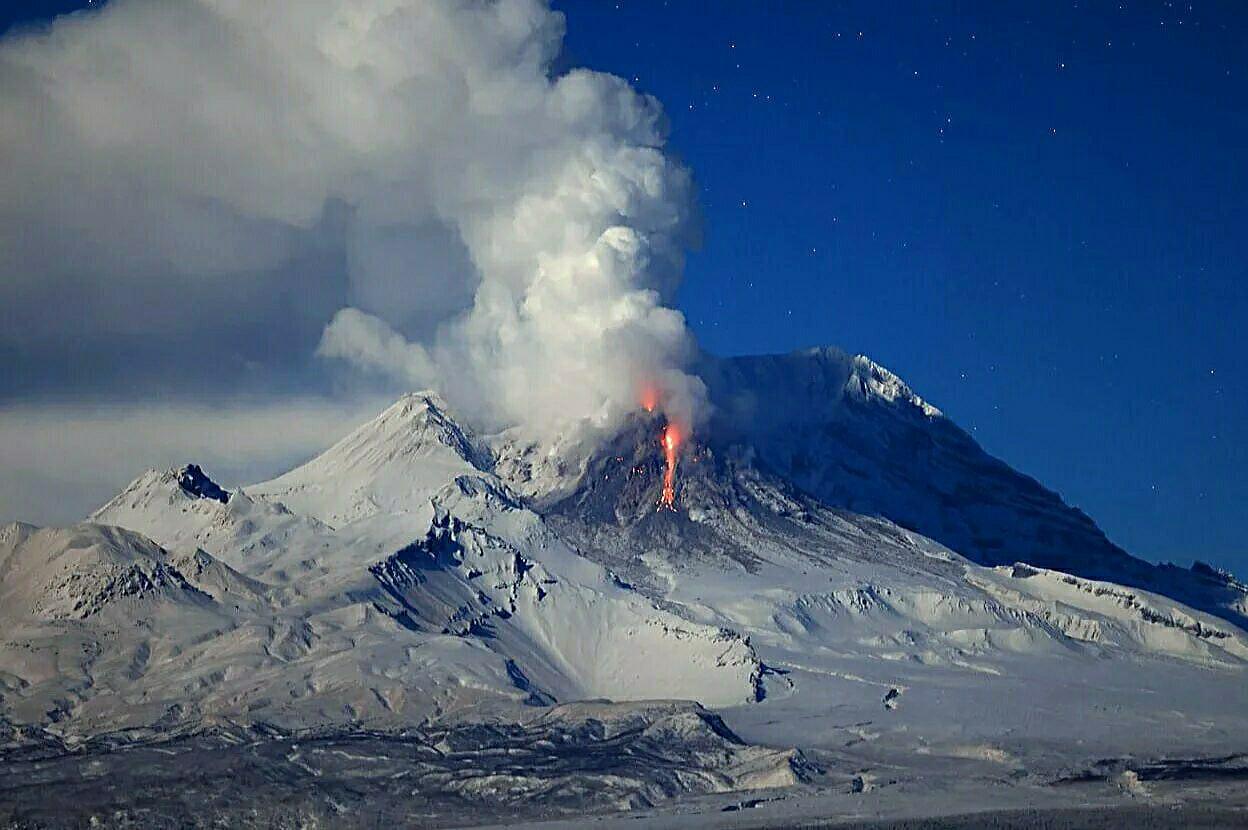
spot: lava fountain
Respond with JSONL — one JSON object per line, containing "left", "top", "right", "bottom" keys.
{"left": 638, "top": 383, "right": 685, "bottom": 510}
{"left": 659, "top": 423, "right": 681, "bottom": 509}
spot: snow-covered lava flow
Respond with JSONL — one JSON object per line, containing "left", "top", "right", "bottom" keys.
{"left": 659, "top": 423, "right": 681, "bottom": 510}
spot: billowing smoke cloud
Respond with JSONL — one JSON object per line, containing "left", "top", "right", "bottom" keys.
{"left": 0, "top": 0, "right": 706, "bottom": 440}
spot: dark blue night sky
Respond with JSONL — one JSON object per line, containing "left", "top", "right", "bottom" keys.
{"left": 4, "top": 1, "right": 1245, "bottom": 573}
{"left": 551, "top": 1, "right": 1247, "bottom": 573}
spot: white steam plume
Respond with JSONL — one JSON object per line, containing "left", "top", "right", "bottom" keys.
{"left": 0, "top": 0, "right": 706, "bottom": 439}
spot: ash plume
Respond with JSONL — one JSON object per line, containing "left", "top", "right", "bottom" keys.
{"left": 0, "top": 0, "right": 707, "bottom": 442}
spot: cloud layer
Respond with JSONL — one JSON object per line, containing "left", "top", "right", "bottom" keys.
{"left": 0, "top": 0, "right": 705, "bottom": 439}
{"left": 0, "top": 398, "right": 385, "bottom": 526}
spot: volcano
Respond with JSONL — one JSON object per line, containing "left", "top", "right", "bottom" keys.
{"left": 2, "top": 347, "right": 1247, "bottom": 828}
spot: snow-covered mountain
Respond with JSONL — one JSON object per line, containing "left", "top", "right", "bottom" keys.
{"left": 3, "top": 349, "right": 1247, "bottom": 827}
{"left": 247, "top": 392, "right": 492, "bottom": 527}
{"left": 701, "top": 348, "right": 1248, "bottom": 627}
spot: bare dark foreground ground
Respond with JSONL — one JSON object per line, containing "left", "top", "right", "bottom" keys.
{"left": 0, "top": 713, "right": 772, "bottom": 828}
{"left": 2, "top": 718, "right": 1246, "bottom": 829}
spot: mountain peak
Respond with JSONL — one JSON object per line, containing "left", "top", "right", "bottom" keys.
{"left": 92, "top": 463, "right": 230, "bottom": 523}
{"left": 373, "top": 391, "right": 486, "bottom": 460}
{"left": 362, "top": 391, "right": 486, "bottom": 461}
{"left": 845, "top": 353, "right": 942, "bottom": 417}
{"left": 387, "top": 389, "right": 452, "bottom": 418}
{"left": 0, "top": 523, "right": 212, "bottom": 621}
{"left": 247, "top": 391, "right": 491, "bottom": 526}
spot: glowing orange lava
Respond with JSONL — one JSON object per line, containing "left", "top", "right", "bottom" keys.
{"left": 640, "top": 385, "right": 659, "bottom": 413}
{"left": 659, "top": 423, "right": 681, "bottom": 509}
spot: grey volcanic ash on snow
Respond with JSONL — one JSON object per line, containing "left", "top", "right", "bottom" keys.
{"left": 2, "top": 1, "right": 1248, "bottom": 828}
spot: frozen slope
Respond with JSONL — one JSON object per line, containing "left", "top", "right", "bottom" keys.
{"left": 700, "top": 347, "right": 1248, "bottom": 627}
{"left": 544, "top": 417, "right": 1248, "bottom": 779}
{"left": 0, "top": 519, "right": 534, "bottom": 734}
{"left": 248, "top": 392, "right": 490, "bottom": 527}
{"left": 3, "top": 349, "right": 1247, "bottom": 825}
{"left": 92, "top": 464, "right": 334, "bottom": 582}
{"left": 546, "top": 411, "right": 1248, "bottom": 676}
{"left": 27, "top": 396, "right": 763, "bottom": 737}
{"left": 371, "top": 475, "right": 761, "bottom": 706}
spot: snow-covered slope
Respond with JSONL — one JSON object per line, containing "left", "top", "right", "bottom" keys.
{"left": 3, "top": 349, "right": 1247, "bottom": 825}
{"left": 699, "top": 347, "right": 1248, "bottom": 627}
{"left": 8, "top": 397, "right": 764, "bottom": 736}
{"left": 248, "top": 392, "right": 489, "bottom": 527}
{"left": 699, "top": 348, "right": 1129, "bottom": 577}
{"left": 0, "top": 522, "right": 216, "bottom": 621}
{"left": 544, "top": 409, "right": 1248, "bottom": 675}
{"left": 371, "top": 475, "right": 761, "bottom": 706}
{"left": 93, "top": 464, "right": 332, "bottom": 579}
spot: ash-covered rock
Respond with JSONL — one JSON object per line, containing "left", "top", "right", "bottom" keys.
{"left": 0, "top": 703, "right": 812, "bottom": 829}
{"left": 175, "top": 464, "right": 230, "bottom": 503}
